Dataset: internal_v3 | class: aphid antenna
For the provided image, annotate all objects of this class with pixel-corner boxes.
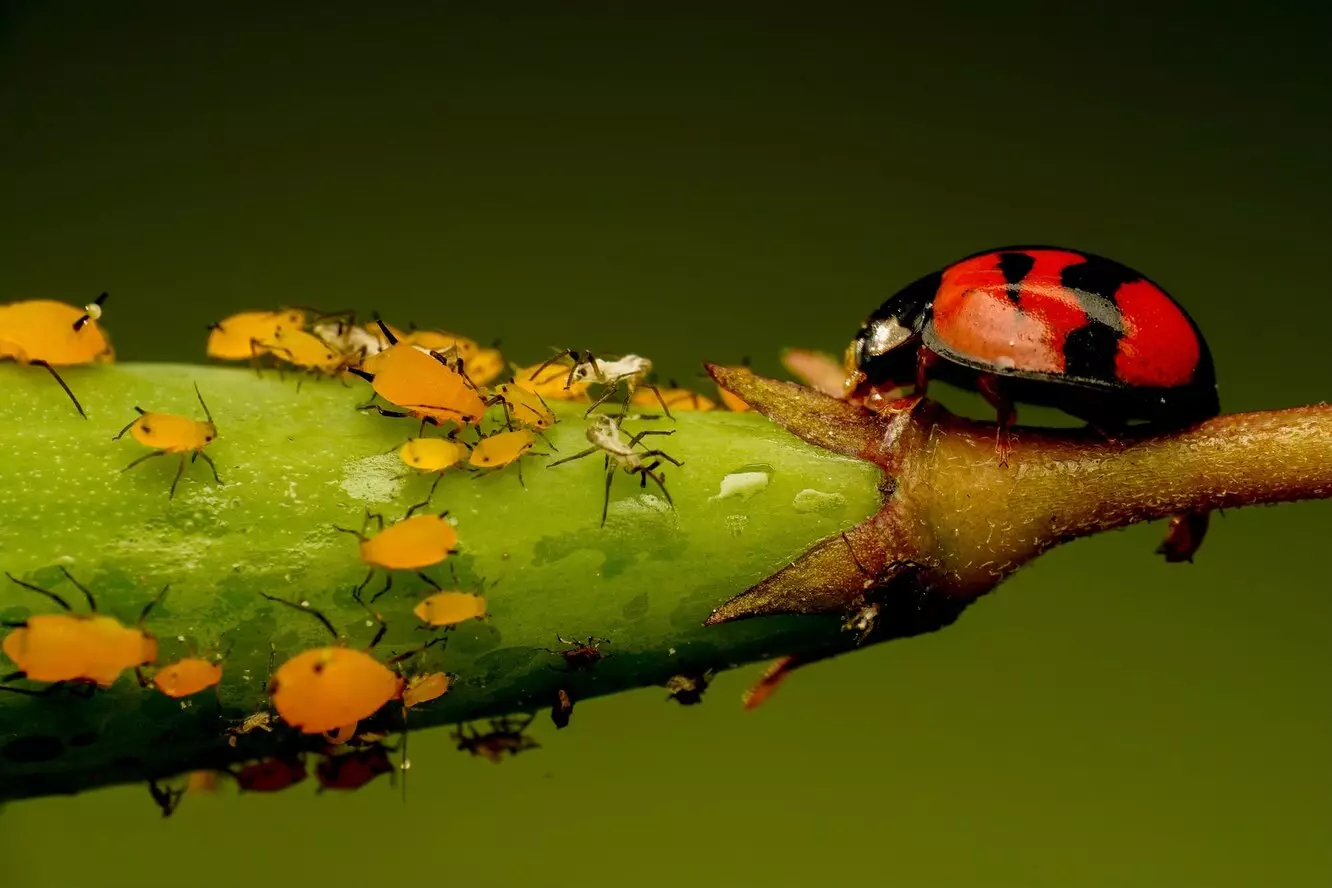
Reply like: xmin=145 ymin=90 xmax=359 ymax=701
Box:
xmin=136 ymin=584 xmax=171 ymax=626
xmin=6 ymin=572 xmax=77 ymax=612
xmin=260 ymin=593 xmax=342 ymax=643
xmin=72 ymin=292 xmax=108 ymax=332
xmin=192 ymin=382 xmax=217 ymax=426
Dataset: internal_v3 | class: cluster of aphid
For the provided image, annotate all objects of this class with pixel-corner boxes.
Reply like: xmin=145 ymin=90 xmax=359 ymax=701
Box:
xmin=0 ymin=296 xmax=750 ymax=815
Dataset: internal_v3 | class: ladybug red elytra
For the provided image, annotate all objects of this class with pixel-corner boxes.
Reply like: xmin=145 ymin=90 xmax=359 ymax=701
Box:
xmin=844 ymin=245 xmax=1220 ymax=562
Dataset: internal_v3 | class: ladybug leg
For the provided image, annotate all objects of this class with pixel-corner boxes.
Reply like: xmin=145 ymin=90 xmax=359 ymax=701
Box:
xmin=1156 ymin=509 xmax=1210 ymax=563
xmin=976 ymin=373 xmax=1016 ymax=468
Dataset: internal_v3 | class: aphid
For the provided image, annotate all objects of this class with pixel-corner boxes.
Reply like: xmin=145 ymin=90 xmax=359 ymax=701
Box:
xmin=401 ymin=671 xmax=452 ymax=710
xmin=352 ymin=321 xmax=495 ymax=429
xmin=780 ymin=347 xmax=846 ymax=398
xmin=206 ymin=309 xmax=306 ymax=362
xmin=0 ymin=293 xmax=113 ymax=417
xmin=227 ymin=755 xmax=308 ymax=793
xmin=113 ymin=382 xmax=223 ymax=499
xmin=261 ymin=594 xmax=434 ymax=735
xmin=186 ymin=770 xmax=220 ymax=795
xmin=0 ymin=568 xmax=168 ymax=693
xmin=412 ymin=565 xmax=490 ymax=629
xmin=665 ymin=670 xmax=714 ymax=706
xmin=493 ymin=380 xmax=557 ymax=431
xmin=397 ymin=432 xmax=471 ymax=503
xmin=146 ymin=654 xmax=224 ymax=699
xmin=464 ymin=345 xmax=505 ymax=386
xmin=333 ymin=504 xmax=460 ymax=602
xmin=311 ymin=317 xmax=397 ymax=368
xmin=546 ymin=413 xmax=682 ymax=526
xmin=632 ymin=383 xmax=717 ymax=412
xmin=511 ymin=361 xmax=591 ymax=401
xmin=147 ymin=778 xmax=186 ymax=818
xmin=741 ymin=655 xmax=799 ymax=711
xmin=316 ymin=742 xmax=397 ymax=792
xmin=551 ymin=688 xmax=573 ymax=729
xmin=541 ymin=635 xmax=609 ymax=672
xmin=716 ymin=384 xmax=751 ymax=412
xmin=467 ymin=428 xmax=547 ymax=487
xmin=845 ymin=246 xmax=1220 ymax=560
xmin=259 ymin=327 xmax=356 ymax=382
xmin=530 ymin=349 xmax=669 ymax=418
xmin=452 ymin=714 xmax=540 ymax=764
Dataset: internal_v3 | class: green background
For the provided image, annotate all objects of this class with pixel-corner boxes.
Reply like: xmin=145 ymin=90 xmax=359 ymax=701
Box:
xmin=2 ymin=3 xmax=1329 ymax=886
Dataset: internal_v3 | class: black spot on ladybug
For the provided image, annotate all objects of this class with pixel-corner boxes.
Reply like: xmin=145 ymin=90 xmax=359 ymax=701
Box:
xmin=1063 ymin=323 xmax=1121 ymax=383
xmin=997 ymin=251 xmax=1036 ymax=305
xmin=1060 ymin=255 xmax=1139 ymax=310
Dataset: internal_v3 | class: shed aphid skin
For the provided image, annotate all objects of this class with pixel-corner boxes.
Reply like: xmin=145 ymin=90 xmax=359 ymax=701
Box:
xmin=511 ymin=360 xmax=592 ymax=401
xmin=113 ymin=382 xmax=223 ymax=499
xmin=530 ymin=348 xmax=672 ymax=419
xmin=0 ymin=568 xmax=168 ymax=694
xmin=397 ymin=431 xmax=472 ymax=503
xmin=0 ymin=292 xmax=113 ymax=418
xmin=466 ymin=427 xmax=549 ymax=488
xmin=226 ymin=644 xmax=276 ymax=747
xmin=546 ymin=413 xmax=683 ymax=526
xmin=541 ymin=634 xmax=610 ymax=672
xmin=452 ymin=714 xmax=540 ymax=764
xmin=260 ymin=594 xmax=412 ymax=736
xmin=665 ymin=669 xmax=714 ymax=705
xmin=332 ymin=501 xmax=460 ymax=603
xmin=206 ymin=309 xmax=307 ymax=364
xmin=550 ymin=688 xmax=574 ymax=729
xmin=412 ymin=564 xmax=491 ymax=629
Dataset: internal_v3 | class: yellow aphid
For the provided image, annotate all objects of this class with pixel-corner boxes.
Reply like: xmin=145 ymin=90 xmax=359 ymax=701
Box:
xmin=632 ymin=386 xmax=717 ymax=412
xmin=464 ymin=346 xmax=505 ymax=386
xmin=493 ymin=382 xmax=555 ymax=430
xmin=206 ymin=309 xmax=306 ymax=361
xmin=511 ymin=361 xmax=591 ymax=401
xmin=402 ymin=671 xmax=451 ymax=709
xmin=260 ymin=328 xmax=350 ymax=376
xmin=413 ymin=591 xmax=488 ymax=628
xmin=468 ymin=428 xmax=544 ymax=487
xmin=113 ymin=383 xmax=223 ymax=499
xmin=0 ymin=293 xmax=113 ymax=417
xmin=400 ymin=437 xmax=469 ymax=473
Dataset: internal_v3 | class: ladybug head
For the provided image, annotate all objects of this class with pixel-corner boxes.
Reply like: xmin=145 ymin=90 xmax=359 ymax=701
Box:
xmin=851 ymin=271 xmax=936 ymax=389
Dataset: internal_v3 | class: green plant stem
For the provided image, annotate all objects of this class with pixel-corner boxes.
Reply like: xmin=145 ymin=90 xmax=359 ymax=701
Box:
xmin=0 ymin=364 xmax=883 ymax=802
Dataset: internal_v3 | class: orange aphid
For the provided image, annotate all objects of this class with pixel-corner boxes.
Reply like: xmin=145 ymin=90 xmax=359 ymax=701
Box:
xmin=716 ymin=385 xmax=750 ymax=412
xmin=150 ymin=656 xmax=223 ymax=699
xmin=413 ymin=591 xmax=487 ymax=628
xmin=0 ymin=568 xmax=167 ymax=689
xmin=356 ymin=330 xmax=492 ymax=428
xmin=206 ymin=309 xmax=306 ymax=361
xmin=493 ymin=381 xmax=556 ymax=430
xmin=511 ymin=361 xmax=592 ymax=401
xmin=401 ymin=671 xmax=451 ymax=709
xmin=113 ymin=383 xmax=223 ymax=499
xmin=0 ymin=294 xmax=113 ymax=417
xmin=632 ymin=385 xmax=717 ymax=412
xmin=261 ymin=595 xmax=405 ymax=736
xmin=334 ymin=505 xmax=460 ymax=603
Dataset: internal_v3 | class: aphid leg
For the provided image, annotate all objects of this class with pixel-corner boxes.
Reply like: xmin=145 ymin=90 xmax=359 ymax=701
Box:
xmin=976 ymin=373 xmax=1016 ymax=469
xmin=135 ymin=667 xmax=151 ymax=688
xmin=403 ymin=497 xmax=433 ymax=519
xmin=350 ymin=566 xmax=377 ymax=599
xmin=360 ymin=404 xmax=414 ymax=420
xmin=599 ymin=458 xmax=615 ymax=527
xmin=516 ymin=459 xmax=525 ymax=489
xmin=196 ymin=451 xmax=224 ymax=486
xmin=31 ymin=360 xmax=88 ymax=419
xmin=112 ymin=408 xmax=147 ymax=440
xmin=137 ymin=584 xmax=171 ymax=626
xmin=121 ymin=447 xmax=166 ymax=476
xmin=425 ymin=472 xmax=446 ymax=505
xmin=534 ymin=428 xmax=558 ymax=451
xmin=368 ymin=573 xmax=395 ymax=603
xmin=639 ymin=462 xmax=675 ymax=510
xmin=168 ymin=453 xmax=189 ymax=499
xmin=260 ymin=593 xmax=342 ymax=642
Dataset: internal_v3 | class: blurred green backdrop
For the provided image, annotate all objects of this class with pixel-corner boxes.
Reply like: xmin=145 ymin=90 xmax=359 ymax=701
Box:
xmin=2 ymin=3 xmax=1330 ymax=886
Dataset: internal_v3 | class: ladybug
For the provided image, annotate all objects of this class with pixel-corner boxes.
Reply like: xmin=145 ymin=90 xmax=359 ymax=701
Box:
xmin=844 ymin=245 xmax=1219 ymax=563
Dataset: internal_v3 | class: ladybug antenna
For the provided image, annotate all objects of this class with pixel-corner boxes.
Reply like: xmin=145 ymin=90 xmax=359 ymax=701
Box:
xmin=72 ymin=292 xmax=108 ymax=332
xmin=260 ymin=593 xmax=341 ymax=642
